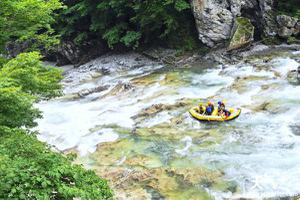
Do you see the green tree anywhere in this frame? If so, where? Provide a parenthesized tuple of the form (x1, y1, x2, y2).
(0, 53, 113, 199)
(0, 0, 63, 52)
(0, 86, 41, 128)
(0, 52, 62, 99)
(56, 0, 199, 50)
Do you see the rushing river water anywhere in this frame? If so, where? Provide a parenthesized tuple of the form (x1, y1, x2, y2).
(37, 50, 300, 199)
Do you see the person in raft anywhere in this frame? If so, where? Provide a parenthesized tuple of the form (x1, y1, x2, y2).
(198, 103, 205, 114)
(218, 101, 231, 117)
(205, 102, 214, 115)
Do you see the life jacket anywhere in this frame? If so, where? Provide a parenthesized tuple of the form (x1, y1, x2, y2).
(206, 105, 214, 115)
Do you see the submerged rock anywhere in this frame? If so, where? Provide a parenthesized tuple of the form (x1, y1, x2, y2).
(93, 163, 224, 200)
(247, 101, 286, 114)
(290, 124, 300, 136)
(133, 101, 188, 119)
(160, 72, 189, 86)
(287, 66, 300, 84)
(101, 82, 134, 98)
(131, 73, 161, 86)
(78, 85, 109, 97)
(228, 17, 254, 51)
(230, 76, 270, 94)
(135, 123, 212, 141)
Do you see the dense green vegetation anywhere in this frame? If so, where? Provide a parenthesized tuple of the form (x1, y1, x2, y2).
(0, 0, 113, 199)
(56, 0, 199, 50)
(0, 52, 113, 200)
(0, 0, 63, 52)
(277, 0, 300, 18)
(0, 127, 113, 199)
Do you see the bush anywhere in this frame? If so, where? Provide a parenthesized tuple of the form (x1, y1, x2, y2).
(0, 127, 113, 200)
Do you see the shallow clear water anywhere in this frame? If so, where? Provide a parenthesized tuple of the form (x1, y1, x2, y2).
(37, 51, 300, 199)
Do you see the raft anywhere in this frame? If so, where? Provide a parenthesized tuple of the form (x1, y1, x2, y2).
(189, 106, 241, 122)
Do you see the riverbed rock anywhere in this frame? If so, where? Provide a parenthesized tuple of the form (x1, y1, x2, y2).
(230, 76, 269, 94)
(228, 17, 255, 51)
(101, 82, 133, 98)
(135, 123, 212, 141)
(248, 101, 286, 114)
(277, 15, 300, 38)
(287, 66, 300, 84)
(78, 85, 109, 97)
(133, 101, 188, 119)
(131, 73, 161, 86)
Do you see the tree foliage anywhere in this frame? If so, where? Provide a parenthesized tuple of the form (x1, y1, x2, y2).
(277, 0, 300, 18)
(0, 127, 113, 200)
(0, 0, 63, 52)
(0, 52, 113, 199)
(0, 52, 62, 99)
(0, 86, 41, 128)
(0, 52, 62, 128)
(56, 0, 199, 50)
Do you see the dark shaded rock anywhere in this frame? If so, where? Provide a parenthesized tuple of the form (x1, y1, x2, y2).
(5, 41, 32, 58)
(277, 15, 300, 38)
(259, 0, 278, 36)
(55, 40, 109, 67)
(290, 124, 300, 136)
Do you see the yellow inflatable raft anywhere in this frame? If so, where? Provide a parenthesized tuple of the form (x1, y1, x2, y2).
(189, 106, 241, 122)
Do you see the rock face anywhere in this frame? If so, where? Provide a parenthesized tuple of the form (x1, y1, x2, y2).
(191, 0, 234, 47)
(55, 40, 109, 66)
(191, 0, 278, 48)
(5, 41, 32, 58)
(228, 17, 255, 50)
(277, 15, 300, 38)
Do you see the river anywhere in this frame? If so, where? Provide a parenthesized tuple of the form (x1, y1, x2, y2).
(36, 49, 300, 199)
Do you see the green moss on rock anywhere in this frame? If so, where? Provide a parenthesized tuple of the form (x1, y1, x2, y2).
(228, 17, 254, 50)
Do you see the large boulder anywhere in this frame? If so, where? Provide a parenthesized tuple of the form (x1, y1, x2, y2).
(228, 17, 255, 51)
(276, 15, 300, 38)
(191, 0, 278, 48)
(190, 0, 234, 48)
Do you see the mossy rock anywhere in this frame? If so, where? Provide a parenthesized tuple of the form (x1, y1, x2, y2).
(228, 17, 254, 51)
